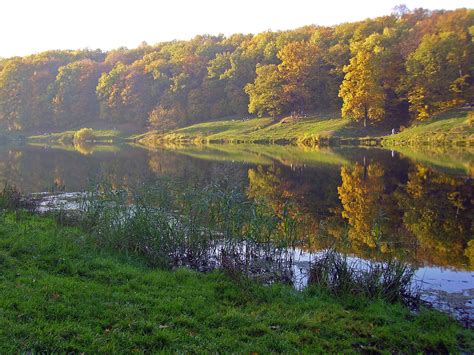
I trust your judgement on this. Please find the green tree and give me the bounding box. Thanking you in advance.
[404,31,474,120]
[245,64,285,119]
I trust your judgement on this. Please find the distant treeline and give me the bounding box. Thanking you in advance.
[0,6,473,131]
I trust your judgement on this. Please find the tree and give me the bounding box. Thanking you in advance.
[245,64,285,119]
[0,53,73,130]
[73,127,95,143]
[51,60,102,127]
[278,41,320,111]
[338,36,386,127]
[148,105,184,131]
[0,8,472,131]
[404,31,474,120]
[96,61,155,125]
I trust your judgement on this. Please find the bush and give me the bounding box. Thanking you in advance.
[73,128,95,143]
[148,106,181,131]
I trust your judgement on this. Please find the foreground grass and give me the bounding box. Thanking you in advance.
[139,112,386,147]
[383,109,474,147]
[0,212,472,352]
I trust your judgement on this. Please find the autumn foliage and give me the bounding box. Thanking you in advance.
[0,8,472,132]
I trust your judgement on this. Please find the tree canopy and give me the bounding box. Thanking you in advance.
[0,8,472,131]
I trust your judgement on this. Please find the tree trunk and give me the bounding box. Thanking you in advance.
[364,105,368,128]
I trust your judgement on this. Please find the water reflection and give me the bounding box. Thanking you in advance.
[0,143,472,272]
[247,158,472,271]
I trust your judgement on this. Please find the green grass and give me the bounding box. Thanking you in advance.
[383,109,474,147]
[17,109,474,149]
[0,212,472,352]
[138,109,474,148]
[139,112,385,147]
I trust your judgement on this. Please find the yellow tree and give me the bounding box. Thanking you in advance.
[277,41,319,111]
[338,35,386,127]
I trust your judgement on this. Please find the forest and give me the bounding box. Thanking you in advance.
[0,7,473,132]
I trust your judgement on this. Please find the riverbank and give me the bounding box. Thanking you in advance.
[14,108,473,149]
[0,211,472,352]
[382,109,473,147]
[137,112,384,147]
[138,109,473,148]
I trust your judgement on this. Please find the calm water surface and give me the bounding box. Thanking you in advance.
[1,143,472,322]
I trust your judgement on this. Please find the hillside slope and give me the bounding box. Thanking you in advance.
[139,112,385,147]
[382,109,473,146]
[139,109,473,148]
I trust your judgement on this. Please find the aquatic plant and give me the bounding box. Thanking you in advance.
[308,249,419,305]
[77,179,300,277]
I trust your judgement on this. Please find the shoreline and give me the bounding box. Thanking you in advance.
[3,108,471,149]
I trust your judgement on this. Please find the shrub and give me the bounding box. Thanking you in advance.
[148,106,181,131]
[73,128,95,143]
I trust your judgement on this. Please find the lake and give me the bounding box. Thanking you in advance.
[0,142,472,323]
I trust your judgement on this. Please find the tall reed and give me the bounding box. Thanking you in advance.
[308,249,419,305]
[79,179,300,276]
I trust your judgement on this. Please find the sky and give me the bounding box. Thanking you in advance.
[1,0,472,58]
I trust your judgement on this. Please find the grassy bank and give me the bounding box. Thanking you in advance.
[0,212,472,352]
[13,108,474,149]
[383,109,473,147]
[138,109,473,148]
[138,112,385,147]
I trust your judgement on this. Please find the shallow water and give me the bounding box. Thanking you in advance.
[0,142,472,324]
